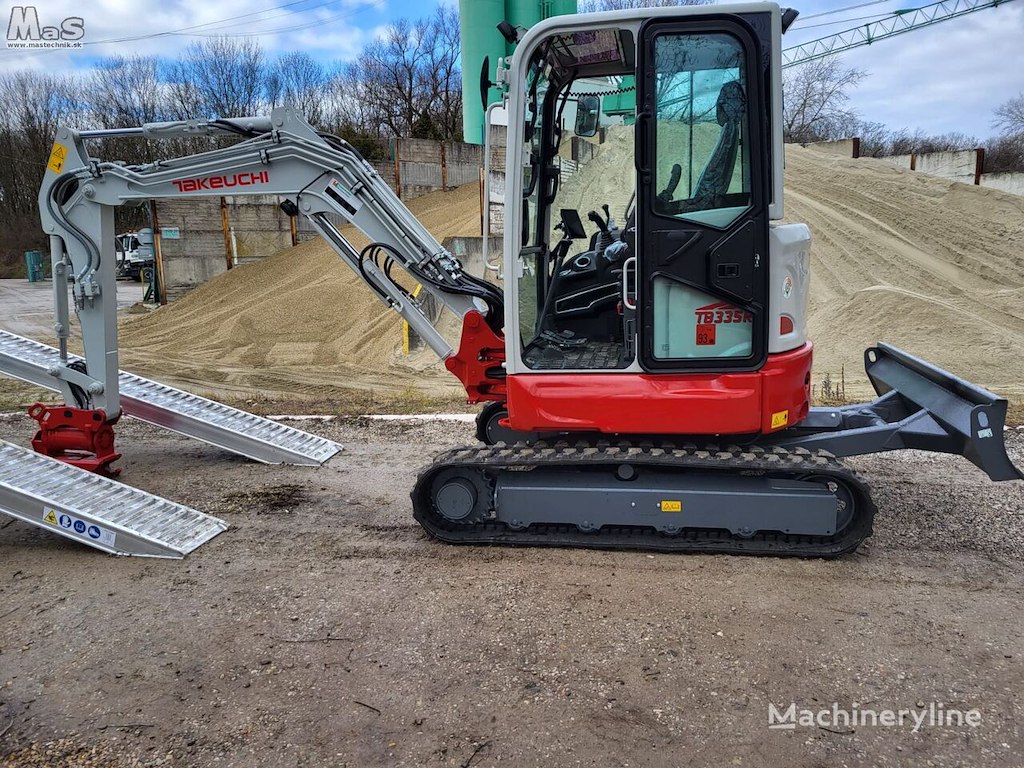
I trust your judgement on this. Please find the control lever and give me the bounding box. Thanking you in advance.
[587,209,609,234]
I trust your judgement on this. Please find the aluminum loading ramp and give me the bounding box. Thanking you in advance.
[0,440,227,558]
[0,330,341,466]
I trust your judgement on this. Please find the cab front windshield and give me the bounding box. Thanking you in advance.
[517,28,637,371]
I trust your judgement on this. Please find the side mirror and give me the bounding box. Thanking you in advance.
[479,56,491,111]
[575,94,600,137]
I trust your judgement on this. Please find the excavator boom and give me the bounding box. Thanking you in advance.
[37,107,504,420]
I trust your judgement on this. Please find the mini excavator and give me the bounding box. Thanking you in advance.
[21,2,1022,556]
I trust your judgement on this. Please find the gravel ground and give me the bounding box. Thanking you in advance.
[1,415,1022,767]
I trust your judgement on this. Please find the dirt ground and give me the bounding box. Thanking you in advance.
[1,415,1022,768]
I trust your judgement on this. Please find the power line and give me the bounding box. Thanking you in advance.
[84,0,357,45]
[793,0,891,24]
[183,3,379,38]
[86,0,331,44]
[793,12,896,31]
[783,0,1018,67]
[0,0,374,53]
[168,0,343,35]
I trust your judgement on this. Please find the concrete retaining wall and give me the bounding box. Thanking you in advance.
[807,138,860,158]
[917,150,982,184]
[154,196,293,302]
[878,153,914,170]
[980,171,1024,196]
[393,137,484,200]
[876,147,1024,197]
[876,148,984,186]
[441,236,503,279]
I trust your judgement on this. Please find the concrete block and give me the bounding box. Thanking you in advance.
[807,138,858,157]
[442,236,503,278]
[981,171,1024,196]
[916,149,980,183]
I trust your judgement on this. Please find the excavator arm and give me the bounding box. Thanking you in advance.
[37,106,506,421]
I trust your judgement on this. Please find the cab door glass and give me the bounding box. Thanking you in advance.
[652,33,751,229]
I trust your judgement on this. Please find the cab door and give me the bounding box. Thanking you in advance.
[635,16,770,372]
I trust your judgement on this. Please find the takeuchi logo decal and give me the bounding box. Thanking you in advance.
[172,171,270,193]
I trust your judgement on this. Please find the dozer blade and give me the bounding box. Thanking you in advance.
[775,342,1023,482]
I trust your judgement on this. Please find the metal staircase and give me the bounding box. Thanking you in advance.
[0,440,228,558]
[0,330,341,465]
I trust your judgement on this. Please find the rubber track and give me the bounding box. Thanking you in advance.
[411,441,876,557]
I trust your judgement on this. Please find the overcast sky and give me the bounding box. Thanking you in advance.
[0,0,1020,139]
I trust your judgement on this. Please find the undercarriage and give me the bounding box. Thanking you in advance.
[418,343,1020,557]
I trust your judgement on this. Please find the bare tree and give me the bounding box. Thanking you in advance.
[353,17,433,138]
[992,92,1024,135]
[418,6,463,140]
[0,71,80,272]
[346,9,464,141]
[266,52,329,126]
[86,56,166,127]
[985,132,1024,173]
[782,56,865,144]
[166,37,266,119]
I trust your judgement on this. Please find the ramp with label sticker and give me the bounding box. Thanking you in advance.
[0,330,341,466]
[0,440,227,557]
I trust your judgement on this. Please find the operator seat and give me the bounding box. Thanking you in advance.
[692,80,745,202]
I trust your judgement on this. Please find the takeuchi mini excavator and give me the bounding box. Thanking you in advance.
[28,2,1022,556]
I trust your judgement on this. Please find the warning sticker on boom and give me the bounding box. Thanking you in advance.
[47,143,67,174]
[41,507,116,547]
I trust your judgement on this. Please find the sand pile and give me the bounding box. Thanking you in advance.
[784,145,1024,397]
[121,140,1024,404]
[551,131,1024,397]
[119,183,483,399]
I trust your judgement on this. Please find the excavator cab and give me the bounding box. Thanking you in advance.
[501,7,804,437]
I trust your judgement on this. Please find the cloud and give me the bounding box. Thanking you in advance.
[785,0,1024,138]
[0,0,1019,138]
[0,0,385,71]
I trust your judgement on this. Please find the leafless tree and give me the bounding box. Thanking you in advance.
[418,6,463,141]
[346,9,464,141]
[266,52,329,126]
[992,92,1024,136]
[984,132,1024,173]
[86,56,166,127]
[0,71,80,272]
[782,56,865,144]
[166,37,265,119]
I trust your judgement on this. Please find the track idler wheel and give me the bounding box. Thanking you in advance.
[429,468,492,524]
[796,473,857,535]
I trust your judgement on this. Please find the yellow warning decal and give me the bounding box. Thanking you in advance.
[47,142,68,174]
[770,410,789,429]
[43,509,59,526]
[660,500,682,513]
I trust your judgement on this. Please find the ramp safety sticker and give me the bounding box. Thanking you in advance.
[41,507,117,547]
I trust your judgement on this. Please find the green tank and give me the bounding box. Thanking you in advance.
[459,0,578,144]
